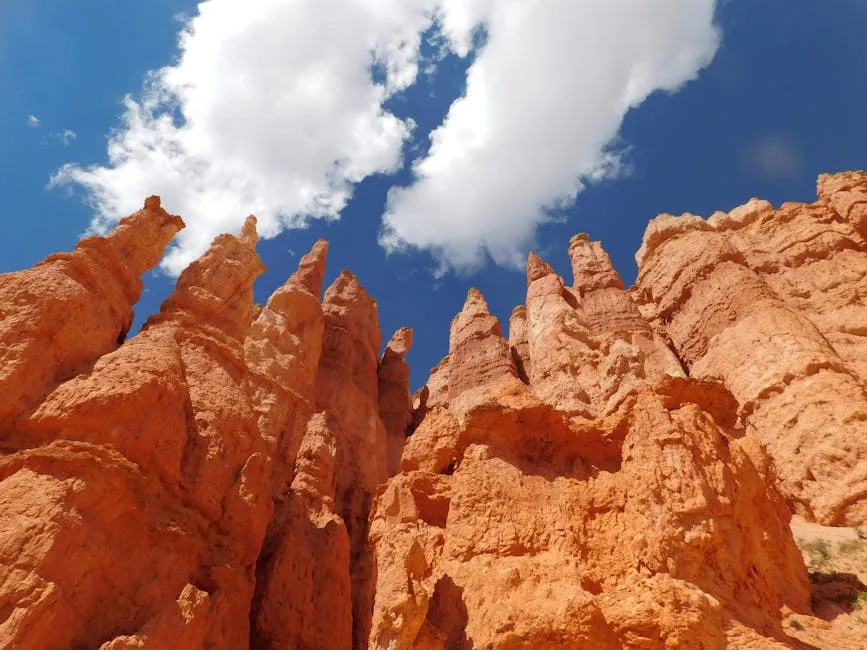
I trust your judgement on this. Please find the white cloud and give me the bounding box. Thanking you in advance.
[27,114,40,128]
[58,129,77,146]
[381,0,721,271]
[53,0,439,275]
[53,0,720,276]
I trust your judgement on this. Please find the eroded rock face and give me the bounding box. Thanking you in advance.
[251,413,351,650]
[2,176,865,650]
[0,196,184,430]
[634,172,867,526]
[0,212,269,650]
[375,256,812,646]
[315,271,389,648]
[379,327,414,477]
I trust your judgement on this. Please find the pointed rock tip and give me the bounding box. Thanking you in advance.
[568,233,590,249]
[385,327,413,357]
[102,196,184,275]
[136,195,185,231]
[287,239,330,296]
[527,251,555,285]
[510,304,527,319]
[240,215,258,245]
[463,288,490,313]
[323,269,366,304]
[309,239,330,257]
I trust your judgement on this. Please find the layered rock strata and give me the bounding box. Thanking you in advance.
[633,172,867,525]
[1,173,865,650]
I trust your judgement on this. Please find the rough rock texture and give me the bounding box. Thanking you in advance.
[373,255,813,647]
[3,176,867,650]
[379,327,414,477]
[0,196,183,431]
[246,240,353,650]
[314,271,389,648]
[252,413,351,650]
[0,210,270,650]
[634,172,867,525]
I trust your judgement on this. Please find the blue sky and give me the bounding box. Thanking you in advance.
[2,0,866,389]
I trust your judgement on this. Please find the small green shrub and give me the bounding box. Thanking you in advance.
[799,538,832,570]
[837,538,865,555]
[788,619,804,631]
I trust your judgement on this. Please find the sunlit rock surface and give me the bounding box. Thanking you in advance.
[2,174,866,649]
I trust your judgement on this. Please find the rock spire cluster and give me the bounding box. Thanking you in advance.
[1,174,866,648]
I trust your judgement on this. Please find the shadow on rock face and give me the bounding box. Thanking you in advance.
[809,572,867,622]
[423,575,471,650]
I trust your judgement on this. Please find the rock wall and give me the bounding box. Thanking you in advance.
[633,172,867,525]
[1,173,865,649]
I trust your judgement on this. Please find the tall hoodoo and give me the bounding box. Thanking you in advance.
[0,197,184,429]
[523,251,598,419]
[567,233,646,333]
[247,240,346,650]
[378,327,414,477]
[314,270,388,648]
[0,213,271,650]
[251,413,352,650]
[245,239,329,480]
[508,305,531,383]
[446,288,518,419]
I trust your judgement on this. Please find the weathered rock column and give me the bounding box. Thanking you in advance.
[314,271,388,648]
[0,197,184,430]
[0,214,272,650]
[378,327,414,478]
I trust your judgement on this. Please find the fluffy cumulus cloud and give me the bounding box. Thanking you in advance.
[54,0,720,276]
[382,0,721,271]
[53,0,439,274]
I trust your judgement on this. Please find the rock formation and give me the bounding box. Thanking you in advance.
[0,196,183,431]
[633,173,867,526]
[371,272,810,648]
[379,327,414,477]
[1,173,866,649]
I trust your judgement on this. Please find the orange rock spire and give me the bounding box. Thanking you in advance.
[0,197,183,428]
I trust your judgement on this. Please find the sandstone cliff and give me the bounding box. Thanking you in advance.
[633,172,867,526]
[1,174,866,649]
